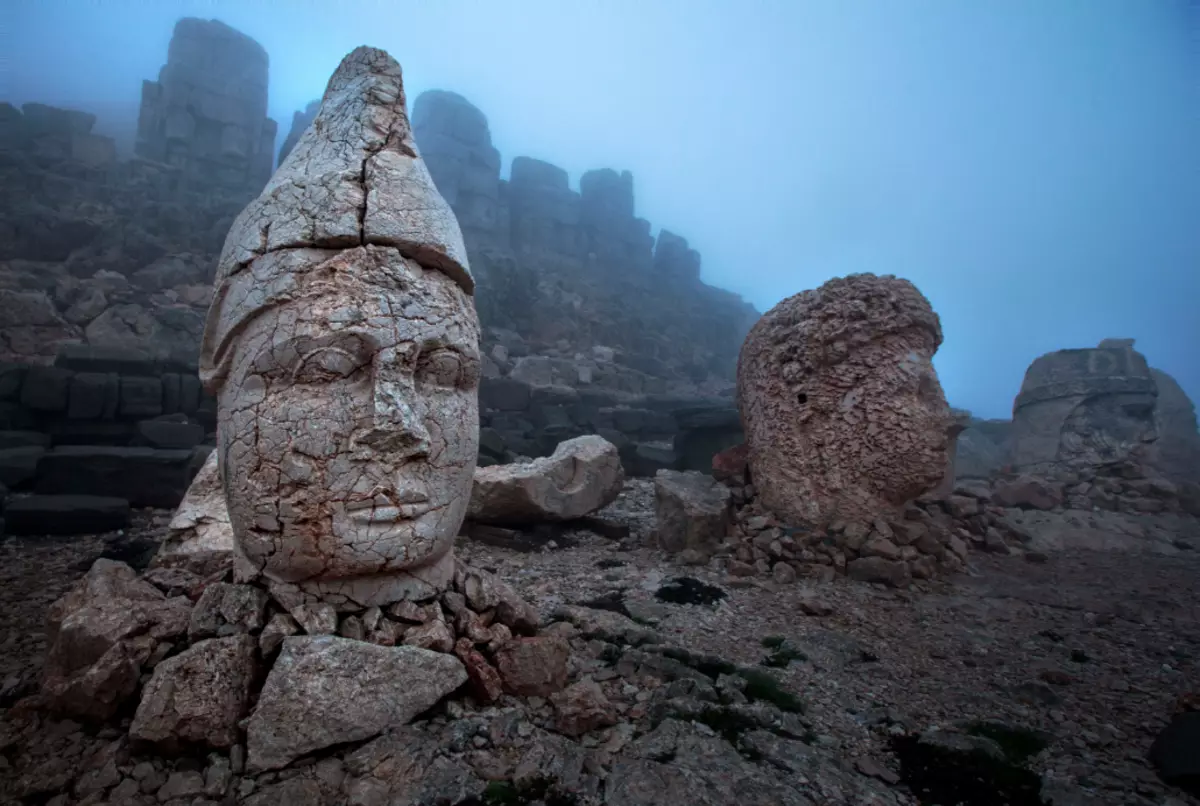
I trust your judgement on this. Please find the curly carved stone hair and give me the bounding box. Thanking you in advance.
[740,273,943,401]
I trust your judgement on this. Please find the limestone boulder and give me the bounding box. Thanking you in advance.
[992,475,1064,510]
[41,559,192,720]
[493,635,571,696]
[654,469,732,557]
[846,557,911,588]
[129,634,258,749]
[737,273,951,528]
[245,636,467,772]
[467,435,624,524]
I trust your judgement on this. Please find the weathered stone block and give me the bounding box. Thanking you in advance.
[120,376,163,417]
[34,446,195,508]
[67,372,119,420]
[20,366,73,412]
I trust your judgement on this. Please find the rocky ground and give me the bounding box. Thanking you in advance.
[2,481,1198,805]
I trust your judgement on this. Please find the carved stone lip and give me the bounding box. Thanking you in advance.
[349,504,432,523]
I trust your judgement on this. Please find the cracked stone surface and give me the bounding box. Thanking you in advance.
[736,273,951,529]
[197,47,481,607]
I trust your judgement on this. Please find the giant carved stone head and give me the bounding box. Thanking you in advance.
[1010,339,1159,476]
[199,47,478,607]
[736,273,951,528]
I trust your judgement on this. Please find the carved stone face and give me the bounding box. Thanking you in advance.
[212,247,480,603]
[737,274,951,527]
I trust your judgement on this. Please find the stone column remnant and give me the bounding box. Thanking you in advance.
[736,273,951,528]
[134,17,277,193]
[199,46,480,608]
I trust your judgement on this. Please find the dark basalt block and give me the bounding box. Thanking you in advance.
[4,494,130,536]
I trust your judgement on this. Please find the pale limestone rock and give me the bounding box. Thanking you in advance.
[41,559,192,720]
[737,273,951,529]
[245,636,466,771]
[130,634,257,749]
[198,47,480,607]
[467,435,624,524]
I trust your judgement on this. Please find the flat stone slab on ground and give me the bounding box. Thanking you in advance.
[245,635,467,772]
[3,494,130,536]
[33,446,197,508]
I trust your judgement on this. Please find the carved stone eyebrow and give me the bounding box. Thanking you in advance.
[251,332,376,378]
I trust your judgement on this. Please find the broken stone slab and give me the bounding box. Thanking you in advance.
[135,418,205,450]
[0,430,50,449]
[467,434,624,524]
[654,469,732,557]
[3,495,130,536]
[245,635,467,772]
[41,559,192,720]
[34,445,197,508]
[129,634,257,750]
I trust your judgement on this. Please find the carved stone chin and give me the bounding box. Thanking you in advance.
[198,47,480,607]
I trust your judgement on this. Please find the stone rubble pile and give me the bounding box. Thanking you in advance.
[5,556,910,805]
[655,450,1029,588]
[993,463,1200,518]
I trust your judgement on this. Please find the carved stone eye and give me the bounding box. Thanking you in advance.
[293,347,367,384]
[417,350,464,388]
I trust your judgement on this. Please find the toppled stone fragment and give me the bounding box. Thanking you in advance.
[552,678,619,737]
[654,469,731,557]
[151,450,234,577]
[130,634,257,750]
[187,582,269,641]
[467,435,624,524]
[246,635,466,771]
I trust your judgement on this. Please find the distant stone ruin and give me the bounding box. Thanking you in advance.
[360,89,757,384]
[134,18,277,195]
[1010,339,1161,476]
[275,99,318,166]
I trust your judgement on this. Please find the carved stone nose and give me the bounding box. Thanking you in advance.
[355,377,432,457]
[356,425,430,457]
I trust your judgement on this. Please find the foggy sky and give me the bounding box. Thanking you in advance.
[6,0,1199,419]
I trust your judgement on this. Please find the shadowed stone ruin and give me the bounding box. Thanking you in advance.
[404,89,760,388]
[134,18,277,195]
[737,273,952,529]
